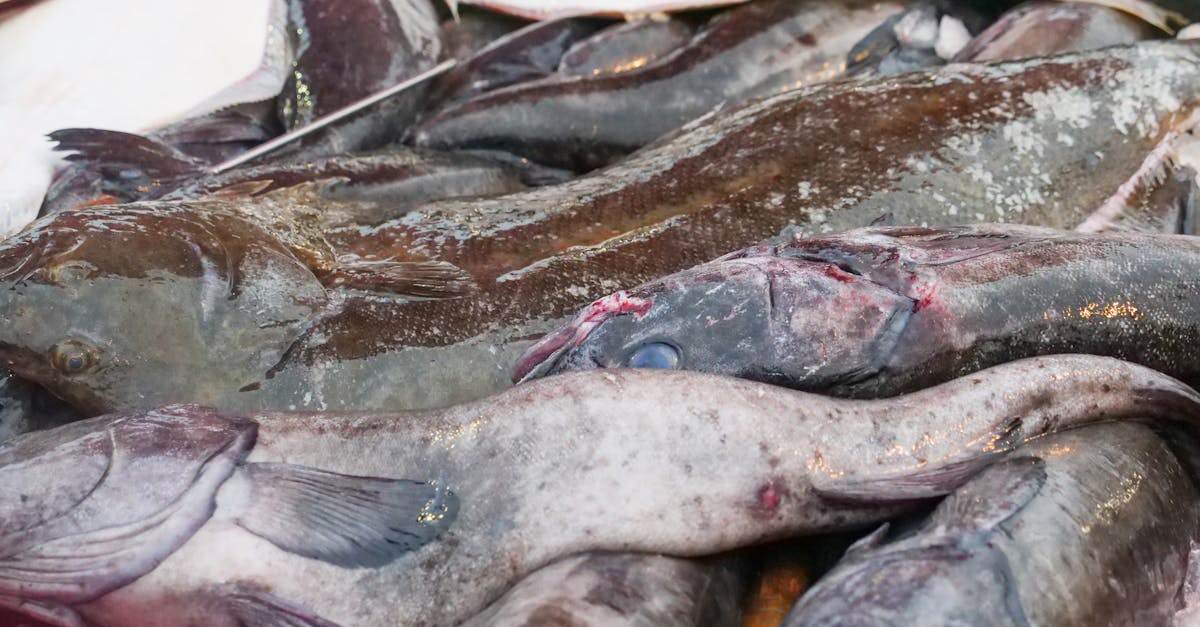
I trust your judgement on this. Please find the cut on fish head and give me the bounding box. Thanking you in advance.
[514,251,914,389]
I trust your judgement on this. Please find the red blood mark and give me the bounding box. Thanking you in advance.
[822,265,854,283]
[511,290,653,381]
[758,482,781,510]
[911,282,938,313]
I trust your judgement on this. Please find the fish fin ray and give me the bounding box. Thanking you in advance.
[812,454,1002,504]
[219,584,339,627]
[48,128,203,179]
[320,260,477,299]
[231,462,458,568]
[931,456,1045,533]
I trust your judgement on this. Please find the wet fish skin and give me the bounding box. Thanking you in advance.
[4,355,1196,626]
[462,552,747,626]
[10,41,1200,414]
[0,369,80,442]
[557,16,694,77]
[954,1,1163,62]
[521,225,1200,397]
[413,0,911,171]
[783,422,1200,626]
[427,16,609,107]
[274,0,442,158]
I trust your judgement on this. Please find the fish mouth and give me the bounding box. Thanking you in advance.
[511,290,653,384]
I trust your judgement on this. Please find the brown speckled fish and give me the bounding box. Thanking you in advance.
[5,41,1200,414]
[1,355,1196,626]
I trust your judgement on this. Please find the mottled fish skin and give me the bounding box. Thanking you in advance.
[462,552,747,627]
[783,422,1200,626]
[524,225,1200,398]
[557,17,694,77]
[954,1,1163,62]
[6,355,1196,626]
[451,0,747,21]
[9,42,1200,413]
[413,0,911,171]
[274,0,442,158]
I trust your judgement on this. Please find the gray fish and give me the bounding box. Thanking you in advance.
[557,17,695,78]
[412,0,911,171]
[516,225,1200,398]
[463,552,747,626]
[954,1,1164,62]
[783,422,1200,626]
[2,355,1193,626]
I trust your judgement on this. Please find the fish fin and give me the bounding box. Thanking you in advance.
[218,584,339,627]
[208,180,278,199]
[48,128,203,179]
[930,456,1045,534]
[843,523,890,558]
[813,454,1004,504]
[320,260,477,299]
[229,462,458,568]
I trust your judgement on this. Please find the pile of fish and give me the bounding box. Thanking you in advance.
[7,0,1200,625]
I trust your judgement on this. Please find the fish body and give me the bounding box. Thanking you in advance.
[451,0,747,20]
[2,355,1195,626]
[557,17,695,77]
[955,1,1163,62]
[6,43,1200,413]
[784,422,1200,626]
[414,0,911,171]
[520,225,1200,397]
[274,0,442,158]
[463,552,747,626]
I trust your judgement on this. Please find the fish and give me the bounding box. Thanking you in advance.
[447,0,748,21]
[269,0,442,160]
[38,129,540,216]
[1,355,1195,626]
[954,1,1165,62]
[557,16,694,77]
[515,225,1200,397]
[783,422,1200,626]
[8,41,1200,414]
[428,17,609,106]
[462,552,747,626]
[413,0,912,171]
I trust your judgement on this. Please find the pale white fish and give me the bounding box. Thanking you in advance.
[0,0,285,237]
[447,0,749,20]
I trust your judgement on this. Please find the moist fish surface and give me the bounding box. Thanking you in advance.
[954,1,1164,62]
[517,225,1200,396]
[7,42,1200,414]
[783,422,1200,626]
[413,0,911,171]
[2,355,1196,626]
[462,552,747,626]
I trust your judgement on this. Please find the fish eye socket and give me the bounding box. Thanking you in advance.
[625,342,681,370]
[50,340,99,376]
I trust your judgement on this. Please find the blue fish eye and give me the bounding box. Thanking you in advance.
[625,342,680,369]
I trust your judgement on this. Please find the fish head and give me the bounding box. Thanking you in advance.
[788,546,1026,626]
[512,249,914,389]
[0,205,327,414]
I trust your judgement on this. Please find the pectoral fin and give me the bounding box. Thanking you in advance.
[320,260,477,299]
[227,463,458,568]
[220,585,339,627]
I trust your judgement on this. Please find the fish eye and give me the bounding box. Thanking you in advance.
[50,340,99,376]
[624,342,681,370]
